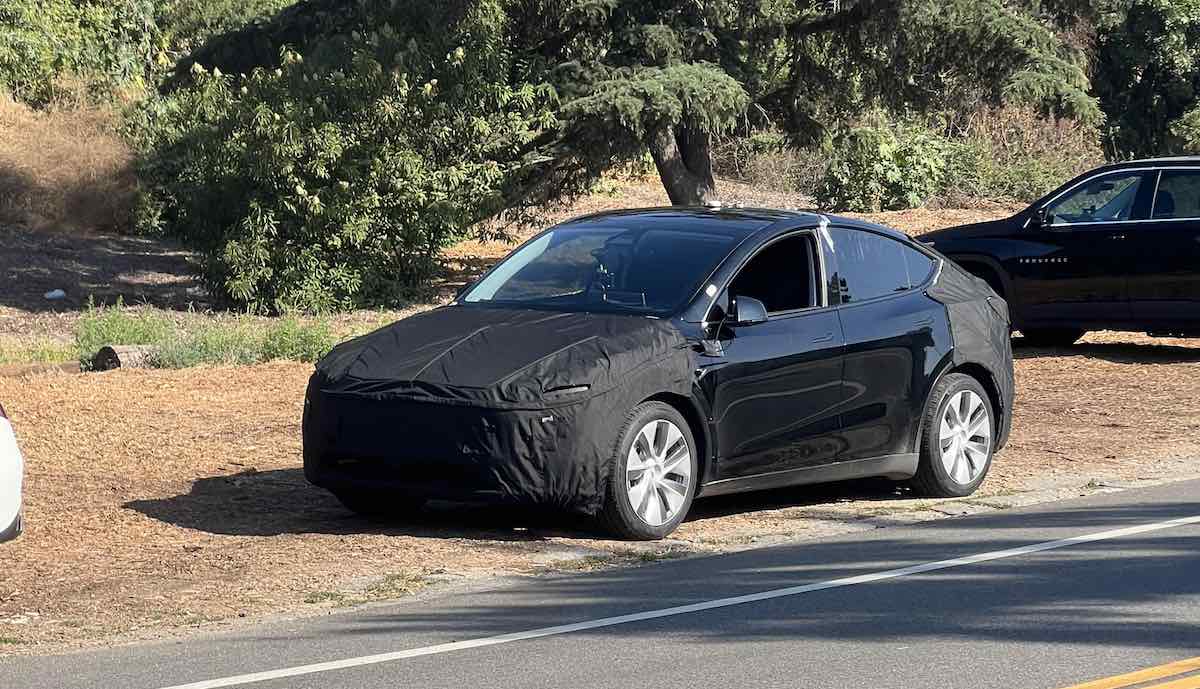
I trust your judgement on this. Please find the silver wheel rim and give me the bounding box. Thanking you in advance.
[625,419,692,527]
[939,390,991,485]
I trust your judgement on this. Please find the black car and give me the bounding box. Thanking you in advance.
[920,157,1200,346]
[303,208,1014,539]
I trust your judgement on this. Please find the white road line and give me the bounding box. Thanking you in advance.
[159,514,1200,689]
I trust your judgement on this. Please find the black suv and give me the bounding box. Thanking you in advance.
[919,157,1200,346]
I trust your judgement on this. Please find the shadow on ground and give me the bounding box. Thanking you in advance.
[1014,339,1200,364]
[124,468,913,540]
[0,225,202,313]
[318,498,1200,654]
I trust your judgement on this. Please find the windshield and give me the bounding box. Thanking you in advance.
[460,225,741,315]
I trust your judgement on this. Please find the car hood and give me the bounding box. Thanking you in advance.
[918,216,1020,244]
[313,306,689,407]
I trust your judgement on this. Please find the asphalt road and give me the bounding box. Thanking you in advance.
[5,479,1200,689]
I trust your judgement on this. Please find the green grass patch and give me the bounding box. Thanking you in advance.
[75,300,336,369]
[0,338,76,365]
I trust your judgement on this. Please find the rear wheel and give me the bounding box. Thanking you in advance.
[600,402,697,540]
[333,490,426,521]
[1018,328,1085,347]
[911,373,994,498]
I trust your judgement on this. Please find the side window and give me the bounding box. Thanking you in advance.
[726,234,817,315]
[831,228,910,303]
[903,245,937,286]
[1046,172,1143,225]
[1152,170,1200,220]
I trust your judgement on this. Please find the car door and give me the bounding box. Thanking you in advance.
[830,227,953,463]
[1011,170,1149,327]
[696,232,848,480]
[1124,168,1200,330]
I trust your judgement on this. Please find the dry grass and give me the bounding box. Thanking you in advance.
[1,188,1199,653]
[0,91,136,233]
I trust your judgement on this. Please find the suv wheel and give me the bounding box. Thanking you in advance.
[601,402,697,540]
[912,373,995,498]
[1019,328,1085,347]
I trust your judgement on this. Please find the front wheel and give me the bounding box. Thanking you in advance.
[911,373,995,498]
[600,402,698,540]
[1018,328,1085,347]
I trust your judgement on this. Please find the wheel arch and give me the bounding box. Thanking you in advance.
[914,361,1007,454]
[948,254,1009,299]
[641,392,712,487]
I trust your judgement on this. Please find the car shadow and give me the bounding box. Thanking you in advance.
[1013,340,1200,364]
[124,469,909,540]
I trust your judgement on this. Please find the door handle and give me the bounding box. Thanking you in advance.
[1110,233,1127,240]
[812,332,835,344]
[913,316,935,327]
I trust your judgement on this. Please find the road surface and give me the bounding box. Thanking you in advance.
[4,479,1199,689]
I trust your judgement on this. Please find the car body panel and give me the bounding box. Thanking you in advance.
[0,416,24,542]
[304,208,1013,514]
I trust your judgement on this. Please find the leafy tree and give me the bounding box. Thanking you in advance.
[170,0,1102,207]
[1094,0,1200,155]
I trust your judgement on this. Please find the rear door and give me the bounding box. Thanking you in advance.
[697,232,848,480]
[1124,168,1200,329]
[1012,170,1149,328]
[830,227,952,463]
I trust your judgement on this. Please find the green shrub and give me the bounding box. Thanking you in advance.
[816,122,953,212]
[75,298,176,367]
[134,2,559,313]
[73,300,335,368]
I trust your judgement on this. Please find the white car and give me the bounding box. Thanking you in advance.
[0,402,23,542]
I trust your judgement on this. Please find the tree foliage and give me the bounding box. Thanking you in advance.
[135,2,561,311]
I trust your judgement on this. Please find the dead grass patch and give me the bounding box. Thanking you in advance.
[0,91,135,233]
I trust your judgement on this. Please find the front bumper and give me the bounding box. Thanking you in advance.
[302,377,608,514]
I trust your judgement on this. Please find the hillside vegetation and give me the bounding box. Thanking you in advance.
[3,0,1200,312]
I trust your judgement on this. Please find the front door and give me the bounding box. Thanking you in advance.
[696,233,847,480]
[1012,170,1149,328]
[1125,169,1200,330]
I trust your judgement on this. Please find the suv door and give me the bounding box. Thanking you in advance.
[696,232,847,481]
[1015,170,1149,327]
[1125,168,1200,330]
[830,227,952,463]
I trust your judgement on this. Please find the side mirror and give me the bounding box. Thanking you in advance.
[1032,207,1050,228]
[731,295,768,326]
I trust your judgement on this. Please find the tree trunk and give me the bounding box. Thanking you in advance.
[92,345,157,371]
[647,125,719,206]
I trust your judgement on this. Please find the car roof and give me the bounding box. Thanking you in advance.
[557,206,818,239]
[1099,156,1200,169]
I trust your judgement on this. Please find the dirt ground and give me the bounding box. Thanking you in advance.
[2,180,1199,653]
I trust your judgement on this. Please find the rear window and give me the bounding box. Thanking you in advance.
[832,228,909,302]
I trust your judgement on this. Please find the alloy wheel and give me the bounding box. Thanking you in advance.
[625,419,692,526]
[938,390,992,485]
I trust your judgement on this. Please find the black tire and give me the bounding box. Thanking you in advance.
[334,490,426,521]
[1018,328,1085,347]
[600,402,698,540]
[911,373,995,498]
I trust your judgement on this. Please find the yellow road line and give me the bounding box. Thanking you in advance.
[1143,673,1200,689]
[1060,657,1200,689]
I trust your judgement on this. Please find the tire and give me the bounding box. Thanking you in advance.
[911,373,995,498]
[600,402,698,540]
[1018,328,1085,347]
[334,490,426,521]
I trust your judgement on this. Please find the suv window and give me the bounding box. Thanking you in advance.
[832,228,913,303]
[1047,172,1143,225]
[1152,170,1200,220]
[727,234,817,314]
